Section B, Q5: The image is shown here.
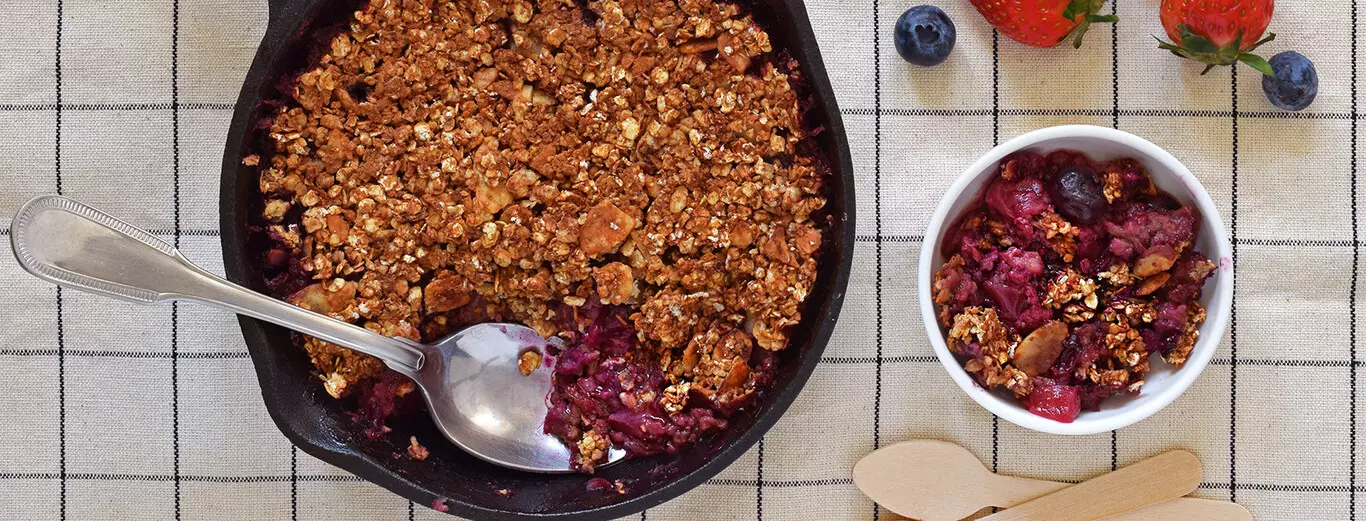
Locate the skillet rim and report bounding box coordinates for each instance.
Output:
[219,0,856,518]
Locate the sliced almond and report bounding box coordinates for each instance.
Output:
[1012,320,1068,377]
[472,67,498,89]
[716,33,751,73]
[1133,245,1177,277]
[719,360,751,394]
[287,281,356,315]
[675,340,701,376]
[1187,258,1216,281]
[1135,272,1171,296]
[678,38,719,54]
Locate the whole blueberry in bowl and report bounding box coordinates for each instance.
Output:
[1262,51,1318,111]
[1046,164,1108,225]
[894,5,955,66]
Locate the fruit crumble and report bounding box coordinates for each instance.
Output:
[932,150,1215,423]
[254,0,829,470]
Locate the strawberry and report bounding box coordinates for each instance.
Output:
[1156,0,1276,75]
[969,0,1118,49]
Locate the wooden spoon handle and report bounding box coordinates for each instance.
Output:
[885,498,1250,521]
[1100,497,1251,521]
[990,472,1249,520]
[977,450,1202,521]
[987,461,1247,520]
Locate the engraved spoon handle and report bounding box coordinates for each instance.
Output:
[9,195,423,374]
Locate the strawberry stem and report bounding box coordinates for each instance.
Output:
[1062,0,1115,49]
[1072,20,1093,49]
[1244,33,1276,53]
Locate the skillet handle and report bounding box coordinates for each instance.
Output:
[266,0,290,22]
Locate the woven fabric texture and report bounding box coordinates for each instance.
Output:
[0,0,1357,519]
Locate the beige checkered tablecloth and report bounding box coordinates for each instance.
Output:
[0,0,1358,519]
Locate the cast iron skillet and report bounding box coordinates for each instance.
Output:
[219,0,854,518]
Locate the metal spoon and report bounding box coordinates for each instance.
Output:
[9,195,622,473]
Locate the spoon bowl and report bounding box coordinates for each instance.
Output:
[414,323,626,472]
[10,195,620,473]
[853,439,1053,521]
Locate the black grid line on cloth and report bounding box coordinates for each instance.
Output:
[408,500,415,521]
[291,446,299,520]
[0,473,363,484]
[170,0,184,516]
[710,478,853,487]
[0,472,1353,491]
[1108,0,1119,474]
[870,0,885,519]
[853,234,924,243]
[1228,65,1241,504]
[1351,0,1360,516]
[0,102,234,111]
[53,0,67,517]
[710,478,1343,492]
[990,28,1001,478]
[1109,0,1119,131]
[841,107,1361,120]
[756,438,764,520]
[0,228,218,237]
[0,349,248,359]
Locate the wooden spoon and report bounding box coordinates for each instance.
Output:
[854,440,1249,521]
[975,449,1200,521]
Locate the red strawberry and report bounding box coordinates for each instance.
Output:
[970,0,1118,49]
[1157,0,1276,75]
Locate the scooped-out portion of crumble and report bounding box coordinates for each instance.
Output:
[253,0,829,470]
[933,149,1215,423]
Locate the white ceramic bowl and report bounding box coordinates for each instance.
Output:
[918,125,1234,435]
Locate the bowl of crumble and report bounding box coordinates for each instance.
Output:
[919,125,1232,435]
[219,0,854,518]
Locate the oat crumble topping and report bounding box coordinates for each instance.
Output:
[255,0,827,469]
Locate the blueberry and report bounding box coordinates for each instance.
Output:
[894,6,955,67]
[1262,51,1318,111]
[1047,165,1107,225]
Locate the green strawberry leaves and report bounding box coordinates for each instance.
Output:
[1177,26,1219,54]
[1156,25,1276,76]
[1238,54,1274,76]
[1072,21,1093,49]
[1061,0,1117,49]
[1061,0,1098,20]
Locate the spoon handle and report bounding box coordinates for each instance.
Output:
[990,475,1250,520]
[9,195,424,374]
[977,450,1202,521]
